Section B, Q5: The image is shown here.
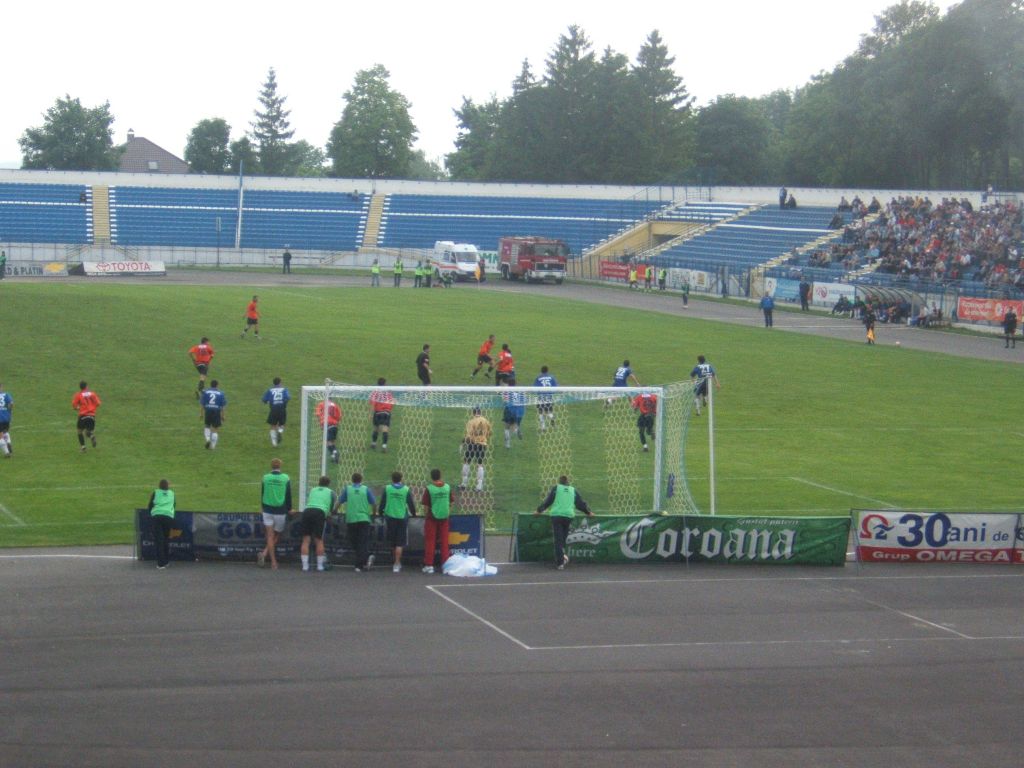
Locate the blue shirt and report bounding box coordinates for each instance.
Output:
[691,363,715,380]
[0,391,11,422]
[337,484,377,507]
[760,296,774,310]
[202,388,227,411]
[502,390,526,419]
[262,386,290,407]
[613,365,633,386]
[534,374,557,388]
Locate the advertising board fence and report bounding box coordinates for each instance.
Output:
[854,509,1023,563]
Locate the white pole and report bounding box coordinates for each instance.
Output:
[707,377,716,516]
[320,379,332,478]
[233,161,244,250]
[652,386,665,512]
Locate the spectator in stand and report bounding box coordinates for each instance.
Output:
[838,196,852,212]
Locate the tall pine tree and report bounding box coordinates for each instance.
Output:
[250,68,295,176]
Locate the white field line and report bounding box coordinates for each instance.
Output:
[0,519,126,529]
[0,553,133,560]
[789,476,897,508]
[846,593,974,640]
[425,584,531,650]
[0,501,26,526]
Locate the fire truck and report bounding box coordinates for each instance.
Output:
[497,236,569,283]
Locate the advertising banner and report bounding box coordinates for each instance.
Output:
[515,514,850,566]
[5,261,69,277]
[600,261,630,280]
[82,260,167,276]
[135,510,483,563]
[955,297,1023,324]
[812,281,855,308]
[764,277,801,302]
[854,509,1021,563]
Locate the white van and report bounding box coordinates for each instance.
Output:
[432,241,480,282]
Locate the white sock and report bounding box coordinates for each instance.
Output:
[462,465,470,486]
[270,429,277,446]
[476,465,485,490]
[504,428,511,444]
[204,428,211,441]
[211,433,219,448]
[317,555,326,569]
[301,554,309,569]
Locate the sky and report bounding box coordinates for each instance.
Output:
[3,0,928,170]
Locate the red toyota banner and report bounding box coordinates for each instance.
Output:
[600,261,630,279]
[956,297,1023,323]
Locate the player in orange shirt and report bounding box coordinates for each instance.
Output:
[315,399,342,463]
[72,380,101,452]
[495,343,515,386]
[369,377,395,452]
[631,392,658,452]
[241,295,260,339]
[188,336,215,397]
[471,334,496,379]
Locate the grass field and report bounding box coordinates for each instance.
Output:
[0,279,1021,547]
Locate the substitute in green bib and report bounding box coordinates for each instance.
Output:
[259,458,292,571]
[420,468,454,574]
[299,475,336,572]
[147,479,176,569]
[379,471,416,573]
[338,472,378,572]
[535,474,593,570]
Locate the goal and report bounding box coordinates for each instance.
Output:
[300,382,702,529]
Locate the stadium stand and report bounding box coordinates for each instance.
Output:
[0,182,90,244]
[376,194,664,254]
[109,186,368,250]
[652,205,844,272]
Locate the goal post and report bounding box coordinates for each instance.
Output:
[300,382,704,530]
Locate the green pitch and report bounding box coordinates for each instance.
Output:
[0,280,1019,547]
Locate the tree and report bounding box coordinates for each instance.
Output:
[19,95,120,171]
[284,140,327,177]
[327,65,417,179]
[250,67,295,176]
[228,137,259,175]
[695,96,774,185]
[857,0,939,58]
[184,118,232,174]
[446,96,503,180]
[632,29,695,181]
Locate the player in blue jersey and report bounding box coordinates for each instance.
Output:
[200,380,227,449]
[533,365,557,431]
[690,355,720,415]
[501,385,526,448]
[613,360,640,388]
[261,376,290,447]
[0,384,12,457]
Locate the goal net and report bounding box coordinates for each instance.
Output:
[300,382,701,530]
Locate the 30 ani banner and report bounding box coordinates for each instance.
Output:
[854,509,1022,563]
[516,514,850,566]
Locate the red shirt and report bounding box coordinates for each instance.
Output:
[370,390,395,413]
[72,390,101,417]
[246,301,259,320]
[479,338,494,356]
[632,393,657,415]
[189,343,214,364]
[496,349,514,373]
[315,401,341,427]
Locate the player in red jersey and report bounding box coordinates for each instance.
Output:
[315,399,342,463]
[471,334,496,379]
[631,392,658,452]
[369,377,395,452]
[241,295,260,339]
[72,380,101,452]
[495,343,515,386]
[188,337,215,397]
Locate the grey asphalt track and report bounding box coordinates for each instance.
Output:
[2,545,1023,767]
[3,271,1022,766]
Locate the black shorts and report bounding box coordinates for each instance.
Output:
[204,409,223,428]
[372,411,391,427]
[463,441,486,464]
[694,381,708,397]
[477,353,493,365]
[266,405,287,426]
[299,508,327,539]
[418,371,431,385]
[324,425,338,441]
[246,317,258,326]
[76,416,96,431]
[637,413,654,430]
[537,402,553,414]
[495,371,515,386]
[0,420,9,432]
[194,363,209,376]
[385,516,408,547]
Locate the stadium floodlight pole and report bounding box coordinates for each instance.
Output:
[707,376,717,516]
[233,161,244,250]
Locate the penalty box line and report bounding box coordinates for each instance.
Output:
[428,574,1024,651]
[789,476,897,508]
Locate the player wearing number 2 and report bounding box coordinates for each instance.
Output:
[200,380,227,449]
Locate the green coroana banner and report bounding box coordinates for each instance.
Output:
[515,514,850,566]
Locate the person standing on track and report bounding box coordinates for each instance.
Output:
[760,293,775,328]
[338,472,377,572]
[534,475,593,570]
[72,380,101,453]
[1003,307,1018,349]
[379,471,416,573]
[420,468,453,574]
[146,479,176,569]
[258,458,292,570]
[298,475,335,572]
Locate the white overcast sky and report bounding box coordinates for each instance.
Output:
[4,0,931,169]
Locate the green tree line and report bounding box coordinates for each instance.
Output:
[17,0,1024,189]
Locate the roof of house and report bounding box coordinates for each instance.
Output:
[118,134,190,174]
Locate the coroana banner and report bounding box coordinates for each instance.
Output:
[515,514,850,566]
